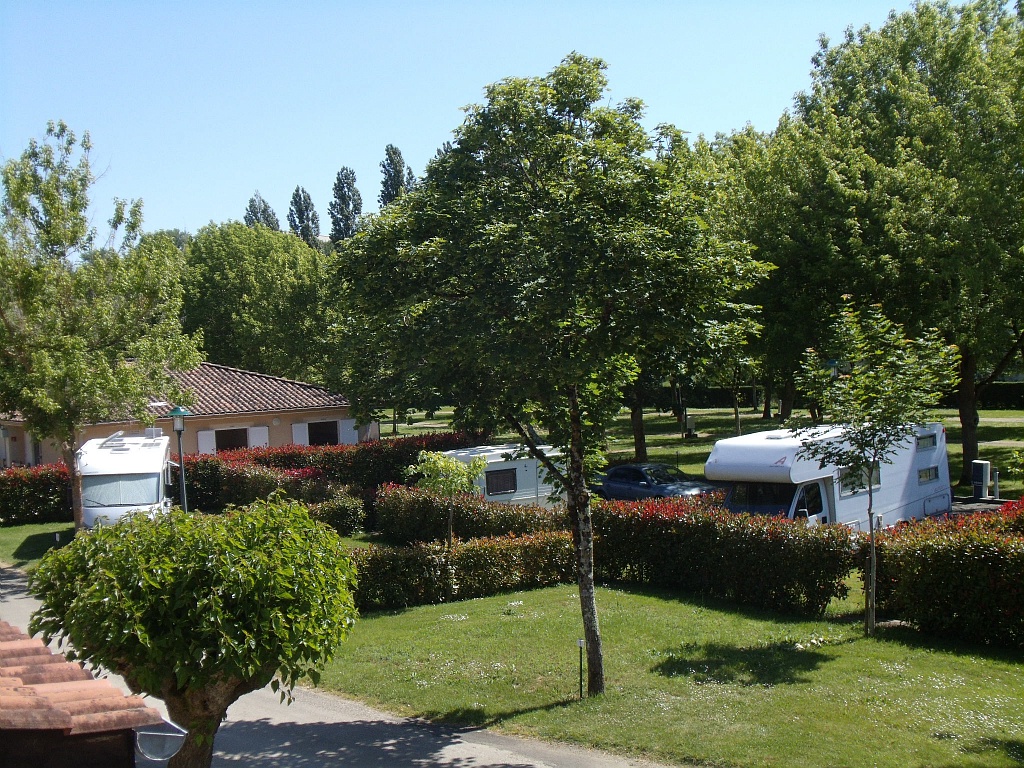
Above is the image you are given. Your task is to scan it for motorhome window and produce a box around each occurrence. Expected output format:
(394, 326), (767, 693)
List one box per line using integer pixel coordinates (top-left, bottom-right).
(82, 474), (161, 507)
(729, 482), (796, 513)
(486, 468), (517, 495)
(839, 463), (881, 496)
(215, 428), (249, 452)
(916, 433), (937, 450)
(918, 466), (940, 484)
(795, 483), (824, 517)
(308, 420), (339, 446)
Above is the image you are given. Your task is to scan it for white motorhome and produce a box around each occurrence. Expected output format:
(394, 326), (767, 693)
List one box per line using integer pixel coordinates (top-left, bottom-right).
(77, 430), (173, 529)
(444, 444), (563, 508)
(703, 423), (952, 530)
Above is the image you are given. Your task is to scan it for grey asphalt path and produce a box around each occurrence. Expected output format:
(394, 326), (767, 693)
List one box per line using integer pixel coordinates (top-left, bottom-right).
(0, 566), (672, 768)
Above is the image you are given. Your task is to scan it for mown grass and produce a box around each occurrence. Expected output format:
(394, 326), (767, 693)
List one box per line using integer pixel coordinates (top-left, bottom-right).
(320, 583), (1024, 768)
(0, 521), (74, 569)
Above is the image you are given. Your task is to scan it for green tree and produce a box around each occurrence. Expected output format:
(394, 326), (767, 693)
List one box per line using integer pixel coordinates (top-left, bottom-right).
(0, 121), (202, 529)
(243, 191), (280, 230)
(407, 450), (486, 545)
(378, 144), (413, 207)
(28, 495), (358, 768)
(796, 301), (959, 634)
(327, 166), (362, 242)
(338, 55), (764, 693)
(287, 185), (320, 248)
(183, 221), (332, 383)
(796, 0), (1024, 483)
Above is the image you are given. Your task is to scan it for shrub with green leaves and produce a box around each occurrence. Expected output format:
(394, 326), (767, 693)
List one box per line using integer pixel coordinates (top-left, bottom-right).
(29, 495), (358, 768)
(875, 501), (1024, 646)
(309, 492), (366, 535)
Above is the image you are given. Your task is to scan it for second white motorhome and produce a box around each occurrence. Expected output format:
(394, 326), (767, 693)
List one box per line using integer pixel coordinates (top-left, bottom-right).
(703, 423), (952, 530)
(77, 430), (174, 529)
(444, 444), (563, 508)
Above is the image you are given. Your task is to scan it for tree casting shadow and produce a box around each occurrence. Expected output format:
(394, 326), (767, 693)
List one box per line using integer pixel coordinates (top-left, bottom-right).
(652, 640), (835, 686)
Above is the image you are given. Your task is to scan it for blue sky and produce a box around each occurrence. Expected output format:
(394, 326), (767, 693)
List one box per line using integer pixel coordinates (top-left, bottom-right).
(2, 1), (914, 236)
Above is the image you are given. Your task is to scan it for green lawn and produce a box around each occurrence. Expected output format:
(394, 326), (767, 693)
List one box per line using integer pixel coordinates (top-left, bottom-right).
(0, 521), (74, 569)
(320, 584), (1024, 768)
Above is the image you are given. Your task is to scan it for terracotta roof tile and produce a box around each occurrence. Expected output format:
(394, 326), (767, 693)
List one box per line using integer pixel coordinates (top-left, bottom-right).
(156, 362), (349, 417)
(0, 621), (162, 736)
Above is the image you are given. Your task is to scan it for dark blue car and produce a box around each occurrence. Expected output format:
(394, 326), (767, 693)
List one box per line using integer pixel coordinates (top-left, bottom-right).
(593, 463), (718, 501)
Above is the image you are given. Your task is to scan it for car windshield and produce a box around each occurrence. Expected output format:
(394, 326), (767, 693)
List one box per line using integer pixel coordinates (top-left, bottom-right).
(81, 473), (161, 508)
(647, 466), (691, 484)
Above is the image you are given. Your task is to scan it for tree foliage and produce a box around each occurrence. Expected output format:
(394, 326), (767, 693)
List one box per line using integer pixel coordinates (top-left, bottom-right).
(0, 121), (202, 528)
(287, 185), (320, 248)
(28, 495), (358, 768)
(183, 221), (333, 383)
(327, 166), (362, 242)
(243, 190), (280, 230)
(337, 54), (764, 693)
(378, 144), (414, 207)
(795, 300), (960, 633)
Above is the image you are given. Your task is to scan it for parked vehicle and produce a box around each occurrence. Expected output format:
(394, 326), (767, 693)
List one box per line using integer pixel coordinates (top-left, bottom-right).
(77, 430), (173, 529)
(443, 444), (563, 507)
(703, 423), (952, 529)
(593, 463), (717, 501)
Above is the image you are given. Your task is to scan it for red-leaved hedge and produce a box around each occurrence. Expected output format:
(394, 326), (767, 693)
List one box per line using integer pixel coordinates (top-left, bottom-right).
(0, 464), (72, 526)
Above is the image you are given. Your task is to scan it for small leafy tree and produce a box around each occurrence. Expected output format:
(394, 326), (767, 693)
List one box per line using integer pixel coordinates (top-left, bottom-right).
(407, 449), (486, 545)
(796, 300), (959, 634)
(28, 495), (358, 768)
(243, 190), (280, 230)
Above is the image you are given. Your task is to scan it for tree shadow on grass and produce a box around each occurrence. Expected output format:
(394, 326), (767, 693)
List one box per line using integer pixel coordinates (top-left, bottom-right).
(871, 622), (1024, 665)
(959, 737), (1024, 766)
(416, 696), (579, 729)
(10, 527), (75, 567)
(652, 640), (836, 686)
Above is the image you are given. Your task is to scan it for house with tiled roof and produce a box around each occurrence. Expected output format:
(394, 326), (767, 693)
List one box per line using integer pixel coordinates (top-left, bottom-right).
(0, 363), (379, 466)
(0, 619), (165, 767)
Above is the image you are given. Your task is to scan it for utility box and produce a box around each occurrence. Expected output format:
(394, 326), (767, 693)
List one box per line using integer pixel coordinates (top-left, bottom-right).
(972, 460), (991, 500)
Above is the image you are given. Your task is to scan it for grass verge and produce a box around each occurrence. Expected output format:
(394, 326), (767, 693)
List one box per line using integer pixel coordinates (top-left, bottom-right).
(0, 521), (74, 569)
(320, 583), (1024, 768)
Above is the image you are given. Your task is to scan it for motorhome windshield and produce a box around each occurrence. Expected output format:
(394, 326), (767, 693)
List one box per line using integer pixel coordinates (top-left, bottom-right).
(728, 482), (796, 515)
(81, 473), (161, 508)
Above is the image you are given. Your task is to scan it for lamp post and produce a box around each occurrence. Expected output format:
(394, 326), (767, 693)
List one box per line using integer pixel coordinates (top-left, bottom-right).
(167, 406), (192, 513)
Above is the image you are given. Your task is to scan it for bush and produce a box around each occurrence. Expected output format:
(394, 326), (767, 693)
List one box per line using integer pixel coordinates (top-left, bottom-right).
(592, 495), (857, 616)
(349, 531), (575, 611)
(309, 493), (365, 536)
(374, 484), (568, 544)
(0, 464), (72, 526)
(218, 462), (284, 508)
(875, 500), (1024, 646)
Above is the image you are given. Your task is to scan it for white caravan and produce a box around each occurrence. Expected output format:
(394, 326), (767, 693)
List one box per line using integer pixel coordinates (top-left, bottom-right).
(77, 430), (173, 529)
(703, 423), (952, 530)
(444, 444), (563, 508)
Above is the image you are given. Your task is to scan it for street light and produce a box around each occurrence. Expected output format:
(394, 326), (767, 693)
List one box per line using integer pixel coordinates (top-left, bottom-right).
(167, 406), (192, 513)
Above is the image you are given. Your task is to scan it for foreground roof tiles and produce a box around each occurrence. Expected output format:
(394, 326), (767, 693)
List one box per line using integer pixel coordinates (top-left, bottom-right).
(0, 621), (162, 735)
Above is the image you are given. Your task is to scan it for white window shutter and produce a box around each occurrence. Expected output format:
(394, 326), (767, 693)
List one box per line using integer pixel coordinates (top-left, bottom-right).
(197, 430), (216, 455)
(339, 419), (358, 445)
(291, 422), (309, 446)
(248, 426), (270, 448)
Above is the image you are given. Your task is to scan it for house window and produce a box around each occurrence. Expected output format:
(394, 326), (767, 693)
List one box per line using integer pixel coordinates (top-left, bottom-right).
(916, 433), (937, 450)
(215, 428), (249, 452)
(839, 463), (881, 496)
(918, 466), (940, 484)
(485, 468), (517, 496)
(308, 420), (339, 446)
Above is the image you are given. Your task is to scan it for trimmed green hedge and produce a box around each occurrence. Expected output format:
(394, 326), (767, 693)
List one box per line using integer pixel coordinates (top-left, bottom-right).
(309, 495), (365, 536)
(592, 495), (858, 616)
(349, 531), (575, 611)
(374, 484), (568, 544)
(0, 464), (72, 526)
(875, 500), (1024, 646)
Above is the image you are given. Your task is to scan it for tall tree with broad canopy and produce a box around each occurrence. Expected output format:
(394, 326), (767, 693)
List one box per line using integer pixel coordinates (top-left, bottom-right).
(183, 221), (333, 383)
(796, 300), (959, 634)
(337, 55), (764, 694)
(328, 166), (363, 242)
(29, 496), (359, 768)
(796, 0), (1024, 483)
(243, 190), (280, 230)
(287, 185), (320, 247)
(0, 121), (202, 529)
(378, 143), (414, 207)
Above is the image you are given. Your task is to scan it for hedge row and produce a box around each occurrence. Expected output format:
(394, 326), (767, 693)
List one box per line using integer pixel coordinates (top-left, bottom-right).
(348, 531), (575, 611)
(374, 484), (568, 544)
(874, 500), (1024, 646)
(0, 464), (72, 526)
(591, 496), (858, 616)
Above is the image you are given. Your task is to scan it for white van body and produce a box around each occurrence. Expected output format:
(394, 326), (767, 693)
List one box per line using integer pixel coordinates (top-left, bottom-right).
(703, 423), (952, 530)
(77, 430), (173, 529)
(443, 444), (563, 508)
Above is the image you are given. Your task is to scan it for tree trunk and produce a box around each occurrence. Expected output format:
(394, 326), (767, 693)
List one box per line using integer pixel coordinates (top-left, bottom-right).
(864, 486), (876, 636)
(957, 349), (979, 487)
(779, 378), (796, 421)
(761, 375), (773, 419)
(732, 390), (742, 436)
(566, 387), (604, 696)
(629, 402), (647, 461)
(61, 444), (84, 530)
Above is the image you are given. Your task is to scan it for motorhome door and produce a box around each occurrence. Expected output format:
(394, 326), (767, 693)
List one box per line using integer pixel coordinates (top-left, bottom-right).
(792, 481), (829, 525)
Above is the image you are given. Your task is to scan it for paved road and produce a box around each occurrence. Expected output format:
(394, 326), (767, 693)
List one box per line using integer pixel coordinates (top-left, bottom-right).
(0, 566), (671, 768)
